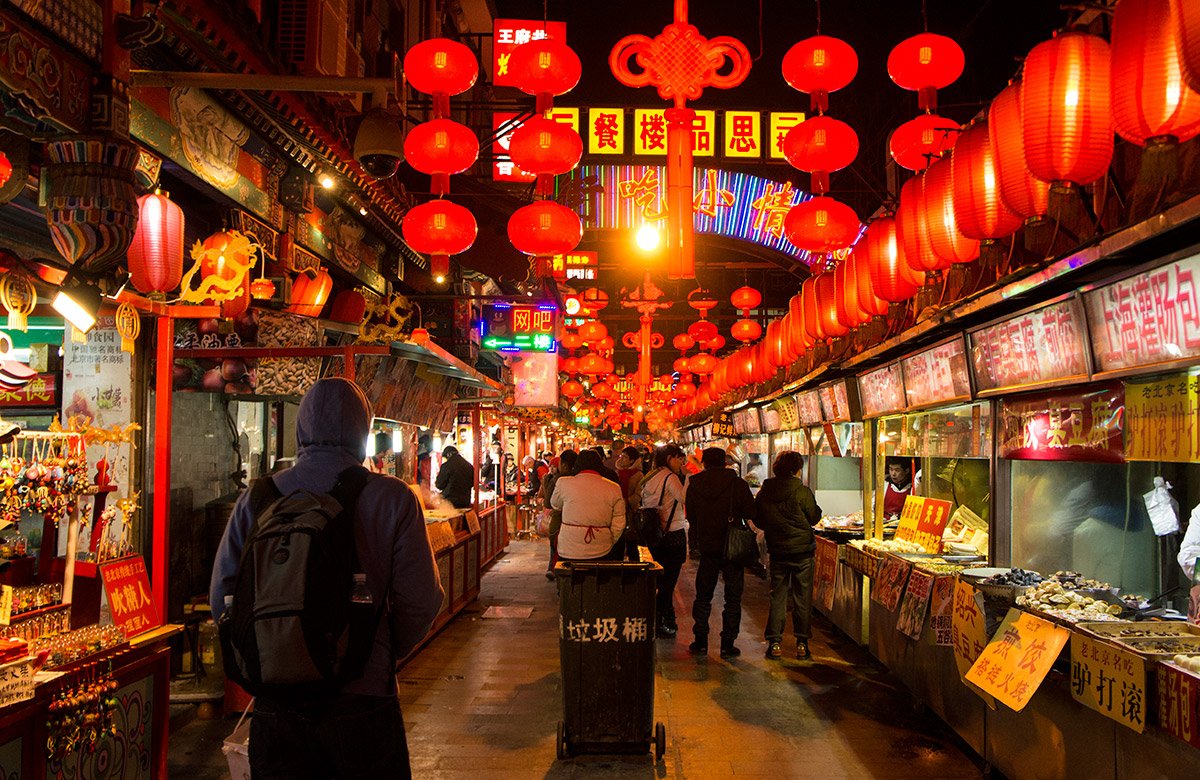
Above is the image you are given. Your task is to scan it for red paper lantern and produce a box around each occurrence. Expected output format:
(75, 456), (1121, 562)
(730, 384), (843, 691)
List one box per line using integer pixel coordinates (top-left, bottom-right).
(924, 155), (979, 265)
(403, 38), (478, 116)
(577, 353), (605, 374)
(951, 120), (1021, 241)
(989, 81), (1051, 221)
(591, 382), (613, 399)
(288, 269), (332, 318)
(866, 216), (921, 302)
(673, 356), (692, 373)
(1177, 0), (1200, 94)
(675, 381), (696, 398)
(560, 332), (583, 351)
(782, 35), (858, 112)
(578, 320), (608, 343)
(1112, 0), (1200, 146)
(249, 277), (276, 300)
(889, 113), (959, 171)
(783, 116), (859, 193)
(784, 196), (861, 255)
(708, 334), (726, 351)
(688, 319), (719, 343)
(561, 357), (579, 374)
(814, 272), (848, 338)
(730, 286), (762, 311)
(672, 332), (695, 351)
(787, 293), (812, 352)
(896, 173), (943, 273)
(562, 380), (584, 398)
(835, 258), (867, 328)
(401, 199), (477, 279)
(404, 119), (479, 195)
(1022, 31), (1113, 188)
(687, 288), (720, 316)
(596, 336), (615, 352)
(0, 152), (11, 189)
(508, 201), (583, 259)
(329, 289), (367, 324)
(689, 352), (718, 375)
(852, 245), (890, 318)
(127, 191), (184, 296)
(509, 117), (584, 195)
(888, 32), (965, 110)
(509, 39), (582, 113)
(731, 319), (762, 343)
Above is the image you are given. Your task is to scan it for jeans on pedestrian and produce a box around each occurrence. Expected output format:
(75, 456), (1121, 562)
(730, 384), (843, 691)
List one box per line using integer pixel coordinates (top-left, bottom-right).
(651, 530), (688, 627)
(765, 554), (814, 644)
(249, 692), (411, 779)
(691, 553), (745, 645)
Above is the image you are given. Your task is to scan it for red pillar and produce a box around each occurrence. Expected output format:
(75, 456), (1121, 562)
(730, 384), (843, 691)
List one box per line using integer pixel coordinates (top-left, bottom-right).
(152, 316), (174, 621)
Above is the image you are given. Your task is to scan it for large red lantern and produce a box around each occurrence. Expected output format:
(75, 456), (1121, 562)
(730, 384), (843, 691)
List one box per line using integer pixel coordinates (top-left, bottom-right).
(951, 120), (1021, 241)
(814, 272), (848, 338)
(1176, 0), (1200, 94)
(672, 332), (695, 351)
(508, 117), (584, 195)
(403, 38), (478, 116)
(783, 116), (859, 194)
(287, 268), (332, 318)
(562, 380), (584, 399)
(730, 286), (762, 311)
(404, 119), (479, 195)
(896, 173), (942, 273)
(1112, 0), (1200, 150)
(782, 35), (858, 112)
(989, 81), (1051, 222)
(888, 32), (965, 110)
(730, 319), (762, 343)
(578, 320), (608, 343)
(401, 199), (477, 280)
(787, 293), (812, 352)
(834, 260), (866, 329)
(127, 191), (184, 296)
(866, 216), (921, 302)
(688, 319), (719, 343)
(508, 201), (583, 262)
(509, 39), (582, 113)
(889, 113), (959, 171)
(673, 356), (692, 374)
(1022, 31), (1113, 188)
(924, 155), (979, 265)
(784, 196), (861, 255)
(800, 279), (825, 342)
(689, 352), (718, 375)
(591, 382), (613, 399)
(329, 289), (367, 324)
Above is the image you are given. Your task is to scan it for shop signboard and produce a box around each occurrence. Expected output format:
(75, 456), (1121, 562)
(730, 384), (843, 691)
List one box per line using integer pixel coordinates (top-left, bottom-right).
(550, 251), (598, 283)
(1070, 634), (1147, 732)
(771, 395), (799, 431)
(965, 608), (1070, 712)
(871, 554), (912, 611)
(951, 580), (997, 706)
(0, 658), (35, 709)
(858, 363), (906, 418)
(998, 384), (1124, 462)
(1157, 662), (1200, 749)
(1084, 251), (1200, 375)
(0, 372), (56, 407)
(968, 297), (1090, 395)
(479, 304), (557, 353)
(895, 495), (953, 553)
(813, 536), (838, 613)
(512, 352), (558, 407)
(99, 555), (161, 637)
(929, 576), (955, 646)
(492, 19), (566, 88)
(794, 390), (823, 426)
(492, 112), (536, 183)
(901, 337), (972, 409)
(818, 380), (852, 422)
(897, 569), (935, 640)
(712, 410), (735, 438)
(1124, 370), (1200, 463)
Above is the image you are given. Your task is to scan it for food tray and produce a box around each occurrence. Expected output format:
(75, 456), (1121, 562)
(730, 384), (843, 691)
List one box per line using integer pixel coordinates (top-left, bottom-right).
(1077, 622), (1200, 641)
(1117, 635), (1200, 658)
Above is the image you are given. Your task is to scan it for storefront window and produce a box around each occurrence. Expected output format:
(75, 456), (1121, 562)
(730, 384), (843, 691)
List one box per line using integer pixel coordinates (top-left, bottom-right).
(812, 424), (864, 518)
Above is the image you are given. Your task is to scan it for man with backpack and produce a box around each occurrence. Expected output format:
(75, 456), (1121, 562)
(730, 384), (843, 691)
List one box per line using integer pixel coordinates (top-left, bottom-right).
(210, 378), (443, 779)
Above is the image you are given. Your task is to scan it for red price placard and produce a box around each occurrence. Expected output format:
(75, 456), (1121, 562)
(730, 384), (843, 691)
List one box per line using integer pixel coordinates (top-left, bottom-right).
(99, 555), (161, 637)
(895, 495), (953, 553)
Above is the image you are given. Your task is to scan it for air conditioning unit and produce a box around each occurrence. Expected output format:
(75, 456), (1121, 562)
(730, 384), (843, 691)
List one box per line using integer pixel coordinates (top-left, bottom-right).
(276, 0), (351, 78)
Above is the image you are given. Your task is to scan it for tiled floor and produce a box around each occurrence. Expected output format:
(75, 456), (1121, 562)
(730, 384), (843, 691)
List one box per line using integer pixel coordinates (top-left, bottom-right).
(169, 538), (985, 778)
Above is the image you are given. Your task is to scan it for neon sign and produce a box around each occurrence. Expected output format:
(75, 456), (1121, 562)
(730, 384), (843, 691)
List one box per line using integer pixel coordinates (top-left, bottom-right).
(480, 303), (558, 353)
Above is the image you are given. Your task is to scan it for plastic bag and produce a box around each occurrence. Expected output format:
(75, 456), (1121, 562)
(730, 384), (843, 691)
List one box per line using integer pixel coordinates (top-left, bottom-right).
(1143, 476), (1180, 536)
(535, 509), (552, 537)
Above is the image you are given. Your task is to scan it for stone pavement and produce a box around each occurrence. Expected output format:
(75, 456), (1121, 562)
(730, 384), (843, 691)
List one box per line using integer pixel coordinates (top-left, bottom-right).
(169, 537), (985, 778)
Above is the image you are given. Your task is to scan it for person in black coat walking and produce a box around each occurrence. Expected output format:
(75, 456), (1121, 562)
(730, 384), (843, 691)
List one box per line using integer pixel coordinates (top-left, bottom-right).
(684, 447), (757, 659)
(435, 446), (475, 509)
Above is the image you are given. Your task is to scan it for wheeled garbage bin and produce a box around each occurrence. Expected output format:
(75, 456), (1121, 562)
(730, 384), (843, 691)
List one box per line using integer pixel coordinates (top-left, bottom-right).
(554, 558), (665, 760)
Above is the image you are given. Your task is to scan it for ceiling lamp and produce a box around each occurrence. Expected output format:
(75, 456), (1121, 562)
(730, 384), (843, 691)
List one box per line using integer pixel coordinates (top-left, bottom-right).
(782, 35), (858, 113)
(126, 191), (184, 297)
(52, 278), (102, 334)
(1021, 31), (1113, 191)
(784, 196), (861, 255)
(889, 113), (959, 171)
(951, 120), (1021, 243)
(509, 116), (583, 195)
(403, 38), (479, 117)
(404, 119), (479, 195)
(888, 32), (965, 111)
(509, 39), (582, 113)
(988, 81), (1050, 224)
(401, 199), (478, 280)
(865, 215), (921, 302)
(782, 116), (858, 194)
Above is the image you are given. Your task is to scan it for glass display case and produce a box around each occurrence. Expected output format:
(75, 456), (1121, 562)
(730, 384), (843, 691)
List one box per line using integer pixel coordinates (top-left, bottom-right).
(811, 423), (865, 521)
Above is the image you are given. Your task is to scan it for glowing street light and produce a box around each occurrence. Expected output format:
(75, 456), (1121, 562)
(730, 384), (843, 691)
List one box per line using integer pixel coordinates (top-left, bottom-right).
(636, 225), (661, 252)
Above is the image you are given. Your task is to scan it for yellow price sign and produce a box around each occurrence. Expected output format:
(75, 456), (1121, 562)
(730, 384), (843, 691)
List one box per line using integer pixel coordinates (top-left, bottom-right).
(966, 608), (1070, 712)
(1070, 634), (1147, 732)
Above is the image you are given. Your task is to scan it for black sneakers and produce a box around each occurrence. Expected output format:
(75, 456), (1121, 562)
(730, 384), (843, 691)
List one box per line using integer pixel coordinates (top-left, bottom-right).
(688, 640), (707, 656)
(796, 641), (811, 660)
(719, 644), (741, 659)
(765, 642), (783, 660)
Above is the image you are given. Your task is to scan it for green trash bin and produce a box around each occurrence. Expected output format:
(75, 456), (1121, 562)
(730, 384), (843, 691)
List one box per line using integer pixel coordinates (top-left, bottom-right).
(554, 558), (665, 760)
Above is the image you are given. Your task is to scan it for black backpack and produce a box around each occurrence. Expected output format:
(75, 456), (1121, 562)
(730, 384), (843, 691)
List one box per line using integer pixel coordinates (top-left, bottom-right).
(219, 466), (381, 696)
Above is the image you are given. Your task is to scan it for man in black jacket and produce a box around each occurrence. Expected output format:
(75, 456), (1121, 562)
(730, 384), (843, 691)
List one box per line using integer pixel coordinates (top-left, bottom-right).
(684, 447), (756, 658)
(435, 446), (474, 509)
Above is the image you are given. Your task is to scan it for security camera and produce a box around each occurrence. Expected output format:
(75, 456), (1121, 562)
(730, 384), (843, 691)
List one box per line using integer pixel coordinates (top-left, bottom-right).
(354, 108), (403, 179)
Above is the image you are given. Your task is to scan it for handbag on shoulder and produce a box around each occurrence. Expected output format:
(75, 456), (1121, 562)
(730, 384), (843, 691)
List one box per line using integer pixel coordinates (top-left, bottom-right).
(724, 517), (760, 567)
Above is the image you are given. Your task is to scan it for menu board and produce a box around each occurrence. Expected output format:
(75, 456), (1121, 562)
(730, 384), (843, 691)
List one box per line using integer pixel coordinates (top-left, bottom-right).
(795, 390), (823, 425)
(818, 380), (852, 422)
(732, 407), (761, 435)
(1125, 371), (1200, 463)
(902, 337), (972, 409)
(998, 384), (1125, 462)
(969, 298), (1090, 394)
(859, 363), (906, 418)
(1085, 252), (1200, 374)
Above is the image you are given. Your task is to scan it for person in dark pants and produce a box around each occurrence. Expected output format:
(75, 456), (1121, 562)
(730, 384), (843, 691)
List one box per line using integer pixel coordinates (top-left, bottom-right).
(639, 445), (688, 638)
(685, 447), (756, 659)
(755, 451), (821, 661)
(435, 445), (475, 509)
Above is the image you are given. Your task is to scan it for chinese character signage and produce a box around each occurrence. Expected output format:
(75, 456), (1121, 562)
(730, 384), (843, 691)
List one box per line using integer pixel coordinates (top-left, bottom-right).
(588, 108), (625, 155)
(1124, 371), (1200, 463)
(633, 109), (669, 156)
(544, 107), (579, 133)
(929, 576), (955, 646)
(813, 536), (838, 613)
(479, 304), (558, 353)
(969, 298), (1090, 395)
(902, 337), (972, 409)
(818, 380), (852, 422)
(100, 555), (161, 637)
(965, 608), (1069, 712)
(0, 372), (56, 407)
(512, 352), (559, 408)
(550, 251), (598, 283)
(768, 112), (806, 159)
(795, 390), (823, 426)
(871, 554), (912, 611)
(859, 363), (906, 418)
(492, 19), (566, 88)
(1157, 661), (1200, 749)
(895, 496), (953, 553)
(998, 384), (1125, 462)
(1070, 634), (1147, 732)
(724, 111), (761, 158)
(896, 569), (935, 640)
(1085, 252), (1200, 374)
(712, 410), (735, 438)
(492, 112), (536, 183)
(0, 658), (35, 708)
(952, 580), (991, 681)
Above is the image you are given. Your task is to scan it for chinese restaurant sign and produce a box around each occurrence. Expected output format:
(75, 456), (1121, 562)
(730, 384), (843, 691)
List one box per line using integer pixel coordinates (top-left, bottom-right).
(512, 352), (559, 408)
(550, 251), (598, 283)
(859, 363), (906, 418)
(929, 576), (955, 646)
(1085, 252), (1200, 374)
(794, 390), (823, 426)
(724, 111), (762, 158)
(969, 298), (1090, 395)
(0, 372), (56, 407)
(492, 19), (566, 87)
(1124, 371), (1200, 463)
(965, 608), (1069, 712)
(1070, 634), (1147, 732)
(813, 536), (838, 613)
(587, 108), (626, 155)
(479, 304), (557, 353)
(897, 569), (935, 640)
(895, 496), (952, 553)
(951, 580), (996, 706)
(998, 385), (1124, 462)
(100, 556), (161, 637)
(1157, 662), (1200, 749)
(632, 109), (716, 156)
(871, 554), (912, 611)
(902, 338), (972, 409)
(712, 410), (735, 438)
(818, 380), (852, 422)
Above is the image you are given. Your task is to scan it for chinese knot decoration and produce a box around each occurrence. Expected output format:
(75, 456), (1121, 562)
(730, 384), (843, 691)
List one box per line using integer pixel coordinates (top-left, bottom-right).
(610, 0), (751, 279)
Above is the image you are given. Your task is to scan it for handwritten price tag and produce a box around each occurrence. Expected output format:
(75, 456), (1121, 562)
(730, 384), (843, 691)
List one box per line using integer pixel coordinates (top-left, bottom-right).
(966, 608), (1070, 712)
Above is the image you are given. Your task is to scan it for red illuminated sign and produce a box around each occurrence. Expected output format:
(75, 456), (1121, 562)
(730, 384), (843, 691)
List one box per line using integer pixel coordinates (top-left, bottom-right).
(551, 251), (598, 282)
(998, 384), (1124, 463)
(970, 298), (1089, 394)
(492, 19), (567, 88)
(0, 373), (56, 407)
(99, 555), (161, 637)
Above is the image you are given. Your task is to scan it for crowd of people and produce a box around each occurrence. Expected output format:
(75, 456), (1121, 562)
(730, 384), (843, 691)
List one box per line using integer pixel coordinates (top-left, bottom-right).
(535, 440), (822, 661)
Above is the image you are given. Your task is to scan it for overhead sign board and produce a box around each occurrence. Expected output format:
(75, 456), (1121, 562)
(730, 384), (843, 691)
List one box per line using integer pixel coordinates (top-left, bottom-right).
(479, 304), (558, 353)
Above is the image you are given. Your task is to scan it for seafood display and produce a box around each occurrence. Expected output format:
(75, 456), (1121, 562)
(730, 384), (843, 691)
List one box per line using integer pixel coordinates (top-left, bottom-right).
(1016, 580), (1124, 622)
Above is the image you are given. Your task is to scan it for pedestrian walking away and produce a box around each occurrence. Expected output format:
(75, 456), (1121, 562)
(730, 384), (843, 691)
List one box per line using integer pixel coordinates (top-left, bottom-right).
(639, 445), (688, 639)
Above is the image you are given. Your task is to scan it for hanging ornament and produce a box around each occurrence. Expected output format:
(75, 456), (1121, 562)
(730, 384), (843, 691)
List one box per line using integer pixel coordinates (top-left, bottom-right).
(782, 35), (858, 113)
(127, 190), (185, 297)
(887, 32), (965, 111)
(403, 38), (479, 118)
(508, 116), (584, 196)
(508, 201), (583, 278)
(889, 114), (959, 171)
(865, 216), (920, 302)
(784, 196), (861, 255)
(250, 277), (276, 301)
(951, 119), (1021, 243)
(0, 272), (36, 331)
(114, 302), (140, 353)
(404, 119), (479, 196)
(783, 116), (858, 194)
(510, 39), (583, 114)
(988, 81), (1051, 224)
(729, 286), (762, 343)
(402, 199), (478, 280)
